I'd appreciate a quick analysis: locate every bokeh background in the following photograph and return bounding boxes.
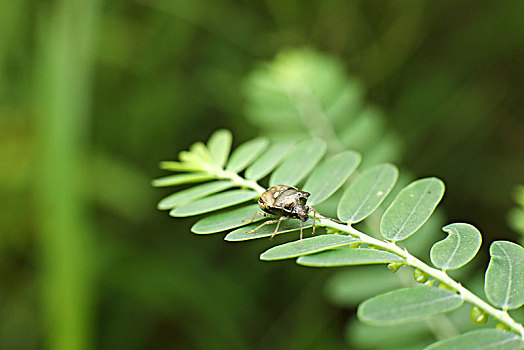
[1,0,524,349]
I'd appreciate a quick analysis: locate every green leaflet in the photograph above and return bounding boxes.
[269,138,326,187]
[380,177,445,242]
[260,234,359,261]
[245,141,295,180]
[151,173,214,187]
[303,151,361,206]
[338,163,398,223]
[485,240,524,310]
[357,286,463,326]
[430,223,482,270]
[425,329,524,350]
[296,248,403,267]
[225,218,315,241]
[157,180,234,210]
[169,190,258,217]
[191,204,261,234]
[207,129,232,168]
[226,137,269,173]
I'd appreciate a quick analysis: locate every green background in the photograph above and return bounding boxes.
[1,0,523,349]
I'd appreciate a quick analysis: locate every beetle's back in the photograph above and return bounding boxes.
[258,185,310,218]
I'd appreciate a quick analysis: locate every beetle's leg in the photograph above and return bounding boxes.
[269,216,289,240]
[308,206,317,235]
[246,219,279,233]
[299,220,303,248]
[242,211,271,224]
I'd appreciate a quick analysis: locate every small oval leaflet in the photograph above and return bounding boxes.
[157,180,234,210]
[225,218,314,241]
[357,286,463,326]
[260,234,359,261]
[380,177,445,242]
[170,190,258,217]
[152,173,213,187]
[269,138,326,187]
[430,223,482,270]
[338,163,398,223]
[484,240,524,310]
[424,329,524,350]
[207,129,232,168]
[191,204,261,234]
[226,137,269,173]
[245,141,295,180]
[296,248,403,267]
[303,151,361,206]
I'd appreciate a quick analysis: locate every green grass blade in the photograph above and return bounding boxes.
[296,248,403,267]
[245,141,295,180]
[269,138,326,186]
[338,163,398,223]
[225,218,315,241]
[152,173,214,187]
[260,235,359,261]
[425,329,524,350]
[169,190,258,217]
[303,151,361,206]
[430,223,482,270]
[157,180,234,210]
[485,240,524,310]
[207,129,232,168]
[357,286,463,326]
[226,137,269,173]
[380,177,445,241]
[191,204,261,234]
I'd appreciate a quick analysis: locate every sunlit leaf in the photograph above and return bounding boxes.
[380,177,445,241]
[169,190,258,217]
[357,286,462,325]
[260,234,359,261]
[303,151,361,205]
[485,240,524,310]
[425,329,524,350]
[245,141,295,180]
[226,137,269,173]
[430,223,482,270]
[296,248,403,267]
[225,218,314,241]
[338,163,398,223]
[191,204,261,234]
[269,138,326,186]
[207,129,232,168]
[157,180,234,210]
[151,173,214,187]
[159,161,202,172]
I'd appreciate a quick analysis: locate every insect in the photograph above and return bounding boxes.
[243,185,317,241]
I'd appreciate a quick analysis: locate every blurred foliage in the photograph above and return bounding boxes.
[1,0,523,349]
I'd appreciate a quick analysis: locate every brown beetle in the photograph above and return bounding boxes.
[243,185,317,240]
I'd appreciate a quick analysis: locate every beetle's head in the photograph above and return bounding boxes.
[293,205,310,222]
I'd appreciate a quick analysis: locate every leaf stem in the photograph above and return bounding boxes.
[318,218,524,339]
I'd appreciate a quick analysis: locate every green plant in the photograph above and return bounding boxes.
[154,129,524,349]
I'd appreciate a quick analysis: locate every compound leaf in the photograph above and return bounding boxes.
[357,286,463,326]
[226,137,269,173]
[485,240,524,310]
[191,204,261,234]
[170,190,258,217]
[296,248,403,267]
[225,218,314,241]
[425,329,524,350]
[207,129,232,168]
[269,138,326,186]
[260,235,359,261]
[430,223,482,270]
[245,141,295,180]
[303,151,361,205]
[380,177,445,241]
[338,163,398,223]
[157,180,234,210]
